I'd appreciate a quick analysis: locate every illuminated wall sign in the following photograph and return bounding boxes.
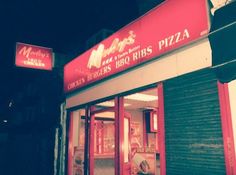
[64,0,210,93]
[15,42,53,70]
[150,112,158,132]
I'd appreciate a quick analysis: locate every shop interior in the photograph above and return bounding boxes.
[71,86,160,175]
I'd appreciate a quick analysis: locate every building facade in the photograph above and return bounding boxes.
[63,1,236,175]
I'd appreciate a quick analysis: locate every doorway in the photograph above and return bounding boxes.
[68,84,165,175]
[89,99,116,175]
[123,86,161,175]
[68,108,87,175]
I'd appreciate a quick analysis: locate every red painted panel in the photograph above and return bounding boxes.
[124,112,131,175]
[143,111,147,148]
[64,0,210,93]
[158,83,166,175]
[218,82,236,175]
[89,113,95,175]
[68,113,73,175]
[115,97,125,175]
[84,106,90,175]
[115,97,120,175]
[15,42,53,70]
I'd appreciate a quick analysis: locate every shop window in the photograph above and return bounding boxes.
[94,120,115,155]
[124,87,160,175]
[90,99,116,175]
[68,85,166,175]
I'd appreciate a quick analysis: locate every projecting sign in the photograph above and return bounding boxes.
[15,42,53,70]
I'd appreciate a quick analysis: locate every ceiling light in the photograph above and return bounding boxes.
[3,120,8,123]
[125,93,158,101]
[95,111,115,118]
[9,100,13,108]
[97,101,130,107]
[143,106,157,110]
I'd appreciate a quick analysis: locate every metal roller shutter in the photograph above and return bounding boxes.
[163,69,226,175]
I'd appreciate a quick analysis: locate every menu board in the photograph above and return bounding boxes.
[131,148,156,175]
[73,147,84,175]
[131,122,142,149]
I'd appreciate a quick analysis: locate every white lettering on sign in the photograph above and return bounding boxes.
[158,29,190,51]
[115,56,130,69]
[87,65,112,81]
[87,44,104,69]
[19,46,49,58]
[87,31,136,69]
[23,58,45,67]
[132,46,153,61]
[68,78,86,90]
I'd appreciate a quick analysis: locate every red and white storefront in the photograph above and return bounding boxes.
[63,0,236,174]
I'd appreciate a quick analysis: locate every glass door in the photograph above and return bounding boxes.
[68,108,86,175]
[89,99,116,175]
[123,86,160,175]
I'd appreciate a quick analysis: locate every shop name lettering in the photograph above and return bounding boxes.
[68,65,112,90]
[68,45,153,90]
[19,46,50,67]
[118,29,190,69]
[67,29,190,90]
[19,46,50,59]
[87,31,136,69]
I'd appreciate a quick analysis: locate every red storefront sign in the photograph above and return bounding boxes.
[15,42,53,70]
[64,0,210,93]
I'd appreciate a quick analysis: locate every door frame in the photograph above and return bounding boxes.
[158,83,166,175]
[88,100,118,175]
[87,96,131,175]
[218,82,236,175]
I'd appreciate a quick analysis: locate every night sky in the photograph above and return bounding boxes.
[0,1,141,174]
[0,0,140,120]
[0,0,139,57]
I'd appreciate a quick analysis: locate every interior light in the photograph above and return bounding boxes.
[95,111,115,118]
[97,101,130,107]
[3,120,8,123]
[9,101,13,107]
[125,93,158,101]
[143,106,157,110]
